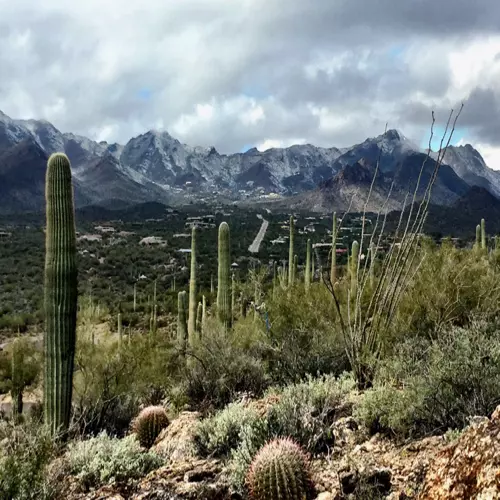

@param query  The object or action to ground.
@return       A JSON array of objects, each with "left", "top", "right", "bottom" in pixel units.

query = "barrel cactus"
[
  {"left": 247, "top": 437, "right": 315, "bottom": 500},
  {"left": 44, "top": 152, "right": 78, "bottom": 437},
  {"left": 132, "top": 405, "right": 169, "bottom": 448}
]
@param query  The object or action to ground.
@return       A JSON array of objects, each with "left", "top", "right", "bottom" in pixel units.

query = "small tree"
[{"left": 0, "top": 338, "right": 41, "bottom": 422}]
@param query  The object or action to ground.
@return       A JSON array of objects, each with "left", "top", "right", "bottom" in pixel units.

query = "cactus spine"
[
  {"left": 188, "top": 226, "right": 197, "bottom": 343},
  {"left": 44, "top": 153, "right": 78, "bottom": 437},
  {"left": 288, "top": 216, "right": 294, "bottom": 285},
  {"left": 217, "top": 222, "right": 231, "bottom": 328},
  {"left": 305, "top": 239, "right": 311, "bottom": 292},
  {"left": 177, "top": 291, "right": 188, "bottom": 349},
  {"left": 481, "top": 218, "right": 486, "bottom": 250},
  {"left": 330, "top": 212, "right": 337, "bottom": 285},
  {"left": 247, "top": 437, "right": 315, "bottom": 500}
]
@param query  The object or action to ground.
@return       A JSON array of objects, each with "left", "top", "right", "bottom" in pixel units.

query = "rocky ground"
[{"left": 57, "top": 399, "right": 500, "bottom": 500}]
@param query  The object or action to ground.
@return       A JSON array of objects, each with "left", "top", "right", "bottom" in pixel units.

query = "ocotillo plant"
[
  {"left": 330, "top": 212, "right": 337, "bottom": 285},
  {"left": 44, "top": 152, "right": 78, "bottom": 437},
  {"left": 188, "top": 226, "right": 197, "bottom": 343},
  {"left": 288, "top": 215, "right": 294, "bottom": 285},
  {"left": 481, "top": 218, "right": 486, "bottom": 250},
  {"left": 305, "top": 239, "right": 312, "bottom": 291},
  {"left": 177, "top": 291, "right": 188, "bottom": 349},
  {"left": 217, "top": 222, "right": 232, "bottom": 328}
]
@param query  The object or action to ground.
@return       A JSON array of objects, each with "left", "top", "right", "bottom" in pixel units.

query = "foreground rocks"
[
  {"left": 67, "top": 402, "right": 500, "bottom": 499},
  {"left": 419, "top": 407, "right": 500, "bottom": 499}
]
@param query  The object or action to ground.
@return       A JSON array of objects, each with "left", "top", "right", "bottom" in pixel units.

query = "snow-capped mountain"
[
  {"left": 437, "top": 144, "right": 500, "bottom": 198},
  {"left": 0, "top": 109, "right": 498, "bottom": 214}
]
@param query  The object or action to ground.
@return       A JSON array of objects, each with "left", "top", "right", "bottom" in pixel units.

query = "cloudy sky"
[{"left": 2, "top": 0, "right": 500, "bottom": 167}]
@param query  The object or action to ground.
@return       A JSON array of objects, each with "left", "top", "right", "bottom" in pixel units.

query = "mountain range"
[{"left": 1, "top": 109, "right": 500, "bottom": 214}]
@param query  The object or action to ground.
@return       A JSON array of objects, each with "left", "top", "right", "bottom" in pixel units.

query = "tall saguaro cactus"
[
  {"left": 288, "top": 215, "right": 295, "bottom": 285},
  {"left": 44, "top": 153, "right": 78, "bottom": 437},
  {"left": 330, "top": 212, "right": 337, "bottom": 285},
  {"left": 217, "top": 222, "right": 232, "bottom": 328},
  {"left": 188, "top": 226, "right": 197, "bottom": 343},
  {"left": 476, "top": 224, "right": 481, "bottom": 250},
  {"left": 305, "top": 239, "right": 312, "bottom": 292}
]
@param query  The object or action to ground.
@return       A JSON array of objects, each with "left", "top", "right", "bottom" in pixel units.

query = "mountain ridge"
[{"left": 1, "top": 109, "right": 499, "bottom": 214}]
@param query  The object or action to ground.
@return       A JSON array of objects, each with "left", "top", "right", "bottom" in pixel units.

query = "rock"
[
  {"left": 153, "top": 411, "right": 201, "bottom": 461},
  {"left": 340, "top": 467, "right": 392, "bottom": 496},
  {"left": 419, "top": 404, "right": 500, "bottom": 499},
  {"left": 315, "top": 493, "right": 335, "bottom": 500}
]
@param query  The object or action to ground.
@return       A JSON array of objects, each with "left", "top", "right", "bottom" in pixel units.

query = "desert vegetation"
[{"left": 2, "top": 113, "right": 500, "bottom": 499}]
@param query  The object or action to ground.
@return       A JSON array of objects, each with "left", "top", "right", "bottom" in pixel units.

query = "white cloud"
[{"left": 1, "top": 0, "right": 500, "bottom": 158}]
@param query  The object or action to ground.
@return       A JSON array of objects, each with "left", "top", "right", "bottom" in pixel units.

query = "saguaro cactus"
[
  {"left": 217, "top": 222, "right": 232, "bottom": 328},
  {"left": 188, "top": 226, "right": 197, "bottom": 343},
  {"left": 44, "top": 152, "right": 78, "bottom": 437},
  {"left": 288, "top": 215, "right": 294, "bottom": 285},
  {"left": 177, "top": 291, "right": 188, "bottom": 348},
  {"left": 202, "top": 295, "right": 207, "bottom": 332},
  {"left": 330, "top": 212, "right": 337, "bottom": 285},
  {"left": 351, "top": 240, "right": 359, "bottom": 295},
  {"left": 196, "top": 302, "right": 203, "bottom": 333},
  {"left": 481, "top": 218, "right": 486, "bottom": 250},
  {"left": 305, "top": 239, "right": 312, "bottom": 291},
  {"left": 476, "top": 224, "right": 481, "bottom": 250}
]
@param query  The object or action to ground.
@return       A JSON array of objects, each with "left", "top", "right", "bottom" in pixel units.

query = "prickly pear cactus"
[
  {"left": 247, "top": 437, "right": 315, "bottom": 500},
  {"left": 132, "top": 405, "right": 169, "bottom": 448}
]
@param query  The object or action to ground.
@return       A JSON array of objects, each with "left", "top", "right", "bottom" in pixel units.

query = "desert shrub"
[
  {"left": 182, "top": 318, "right": 270, "bottom": 409},
  {"left": 61, "top": 433, "right": 163, "bottom": 491},
  {"left": 397, "top": 242, "right": 500, "bottom": 338},
  {"left": 265, "top": 284, "right": 348, "bottom": 383},
  {"left": 72, "top": 335, "right": 182, "bottom": 436},
  {"left": 356, "top": 320, "right": 500, "bottom": 438},
  {"left": 265, "top": 373, "right": 356, "bottom": 453},
  {"left": 196, "top": 373, "right": 355, "bottom": 460},
  {"left": 194, "top": 402, "right": 262, "bottom": 457},
  {"left": 0, "top": 422, "right": 56, "bottom": 500}
]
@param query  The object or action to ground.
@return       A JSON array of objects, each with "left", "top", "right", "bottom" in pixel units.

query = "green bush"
[
  {"left": 265, "top": 373, "right": 356, "bottom": 453},
  {"left": 356, "top": 320, "right": 500, "bottom": 438},
  {"left": 72, "top": 335, "right": 182, "bottom": 436},
  {"left": 194, "top": 402, "right": 261, "bottom": 457},
  {"left": 265, "top": 285, "right": 348, "bottom": 384},
  {"left": 182, "top": 318, "right": 270, "bottom": 409},
  {"left": 62, "top": 432, "right": 163, "bottom": 491},
  {"left": 0, "top": 422, "right": 56, "bottom": 500}
]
